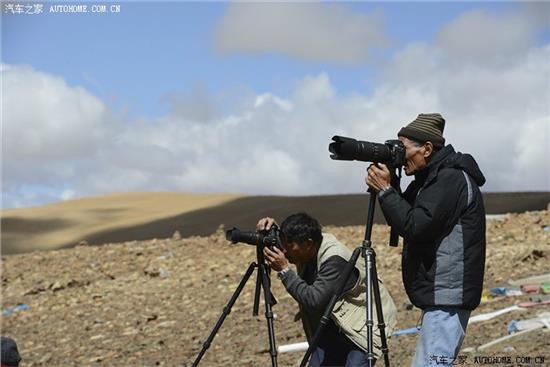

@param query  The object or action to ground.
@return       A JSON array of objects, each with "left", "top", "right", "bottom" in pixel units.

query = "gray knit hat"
[{"left": 398, "top": 113, "right": 446, "bottom": 148}]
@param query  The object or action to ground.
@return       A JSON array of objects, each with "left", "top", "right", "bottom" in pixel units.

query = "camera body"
[
  {"left": 226, "top": 225, "right": 283, "bottom": 251},
  {"left": 329, "top": 135, "right": 405, "bottom": 167}
]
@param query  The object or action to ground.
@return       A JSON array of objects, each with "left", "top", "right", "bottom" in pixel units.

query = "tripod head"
[
  {"left": 225, "top": 227, "right": 279, "bottom": 314},
  {"left": 253, "top": 243, "right": 278, "bottom": 314}
]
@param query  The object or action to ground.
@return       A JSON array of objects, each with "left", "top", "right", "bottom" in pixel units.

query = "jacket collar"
[{"left": 414, "top": 145, "right": 456, "bottom": 188}]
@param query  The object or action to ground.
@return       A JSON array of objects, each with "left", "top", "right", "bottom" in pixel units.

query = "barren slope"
[
  {"left": 1, "top": 210, "right": 549, "bottom": 366},
  {"left": 2, "top": 191, "right": 548, "bottom": 255},
  {"left": 1, "top": 192, "right": 241, "bottom": 253}
]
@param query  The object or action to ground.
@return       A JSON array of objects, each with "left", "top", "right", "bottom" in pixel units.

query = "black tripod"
[
  {"left": 300, "top": 190, "right": 392, "bottom": 367},
  {"left": 191, "top": 244, "right": 278, "bottom": 367}
]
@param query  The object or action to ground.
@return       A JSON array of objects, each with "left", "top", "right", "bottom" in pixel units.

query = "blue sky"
[
  {"left": 3, "top": 1, "right": 521, "bottom": 117},
  {"left": 2, "top": 1, "right": 549, "bottom": 208}
]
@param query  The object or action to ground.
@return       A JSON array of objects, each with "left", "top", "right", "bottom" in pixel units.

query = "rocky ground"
[{"left": 1, "top": 210, "right": 549, "bottom": 366}]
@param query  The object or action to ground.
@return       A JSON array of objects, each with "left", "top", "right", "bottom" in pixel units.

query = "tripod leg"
[
  {"left": 371, "top": 252, "right": 391, "bottom": 367},
  {"left": 299, "top": 247, "right": 362, "bottom": 367},
  {"left": 192, "top": 262, "right": 257, "bottom": 367},
  {"left": 363, "top": 246, "right": 376, "bottom": 366},
  {"left": 361, "top": 192, "right": 391, "bottom": 367},
  {"left": 364, "top": 247, "right": 391, "bottom": 367},
  {"left": 258, "top": 262, "right": 279, "bottom": 367},
  {"left": 253, "top": 268, "right": 261, "bottom": 316}
]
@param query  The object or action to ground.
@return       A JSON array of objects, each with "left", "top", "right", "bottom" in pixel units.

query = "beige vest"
[{"left": 299, "top": 233, "right": 398, "bottom": 356}]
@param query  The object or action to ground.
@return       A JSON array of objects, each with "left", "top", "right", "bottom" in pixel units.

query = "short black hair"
[{"left": 280, "top": 212, "right": 323, "bottom": 247}]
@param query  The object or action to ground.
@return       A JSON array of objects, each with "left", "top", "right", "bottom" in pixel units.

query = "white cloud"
[
  {"left": 436, "top": 9, "right": 538, "bottom": 68},
  {"left": 2, "top": 64, "right": 108, "bottom": 163},
  {"left": 254, "top": 93, "right": 293, "bottom": 111},
  {"left": 1, "top": 64, "right": 110, "bottom": 205},
  {"left": 510, "top": 116, "right": 550, "bottom": 189},
  {"left": 161, "top": 84, "right": 220, "bottom": 123},
  {"left": 2, "top": 5, "right": 549, "bottom": 208},
  {"left": 61, "top": 189, "right": 77, "bottom": 201},
  {"left": 214, "top": 2, "right": 387, "bottom": 64}
]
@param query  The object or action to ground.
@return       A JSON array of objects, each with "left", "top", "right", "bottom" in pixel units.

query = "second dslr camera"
[{"left": 226, "top": 225, "right": 283, "bottom": 251}]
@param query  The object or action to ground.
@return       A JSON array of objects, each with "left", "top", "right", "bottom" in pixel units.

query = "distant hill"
[
  {"left": 1, "top": 191, "right": 548, "bottom": 254},
  {"left": 1, "top": 192, "right": 241, "bottom": 254}
]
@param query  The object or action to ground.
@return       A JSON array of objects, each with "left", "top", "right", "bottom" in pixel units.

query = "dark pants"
[{"left": 308, "top": 320, "right": 375, "bottom": 367}]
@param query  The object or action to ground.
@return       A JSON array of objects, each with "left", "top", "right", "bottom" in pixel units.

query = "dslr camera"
[
  {"left": 329, "top": 135, "right": 405, "bottom": 247},
  {"left": 226, "top": 225, "right": 283, "bottom": 251},
  {"left": 329, "top": 135, "right": 405, "bottom": 167}
]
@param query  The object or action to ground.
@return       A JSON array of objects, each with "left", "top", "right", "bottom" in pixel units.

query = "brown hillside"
[
  {"left": 1, "top": 210, "right": 549, "bottom": 366},
  {"left": 1, "top": 192, "right": 241, "bottom": 254},
  {"left": 2, "top": 191, "right": 549, "bottom": 255}
]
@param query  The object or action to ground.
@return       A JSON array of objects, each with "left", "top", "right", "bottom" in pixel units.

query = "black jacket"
[{"left": 378, "top": 145, "right": 486, "bottom": 310}]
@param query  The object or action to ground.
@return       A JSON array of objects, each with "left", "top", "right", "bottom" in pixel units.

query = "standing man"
[
  {"left": 365, "top": 113, "right": 486, "bottom": 366},
  {"left": 260, "top": 212, "right": 397, "bottom": 367}
]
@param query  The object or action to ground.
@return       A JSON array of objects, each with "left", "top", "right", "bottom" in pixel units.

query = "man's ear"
[{"left": 423, "top": 141, "right": 434, "bottom": 158}]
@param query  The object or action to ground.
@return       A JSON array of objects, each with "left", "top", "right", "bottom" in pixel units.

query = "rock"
[
  {"left": 23, "top": 286, "right": 46, "bottom": 296},
  {"left": 521, "top": 249, "right": 545, "bottom": 262},
  {"left": 157, "top": 321, "right": 176, "bottom": 328},
  {"left": 215, "top": 224, "right": 225, "bottom": 236},
  {"left": 146, "top": 314, "right": 158, "bottom": 322},
  {"left": 144, "top": 266, "right": 160, "bottom": 277},
  {"left": 50, "top": 282, "right": 65, "bottom": 292}
]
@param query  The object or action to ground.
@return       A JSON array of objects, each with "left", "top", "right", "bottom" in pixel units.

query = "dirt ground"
[{"left": 1, "top": 210, "right": 549, "bottom": 366}]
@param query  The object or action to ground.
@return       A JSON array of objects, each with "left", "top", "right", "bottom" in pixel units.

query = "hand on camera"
[
  {"left": 263, "top": 247, "right": 289, "bottom": 272},
  {"left": 256, "top": 217, "right": 278, "bottom": 232},
  {"left": 365, "top": 163, "right": 391, "bottom": 192}
]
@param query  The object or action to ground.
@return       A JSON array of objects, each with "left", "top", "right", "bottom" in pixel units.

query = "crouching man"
[{"left": 260, "top": 212, "right": 397, "bottom": 367}]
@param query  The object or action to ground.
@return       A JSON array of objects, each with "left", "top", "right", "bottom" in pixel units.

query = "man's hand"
[
  {"left": 263, "top": 247, "right": 289, "bottom": 272},
  {"left": 256, "top": 217, "right": 278, "bottom": 231},
  {"left": 365, "top": 163, "right": 391, "bottom": 192}
]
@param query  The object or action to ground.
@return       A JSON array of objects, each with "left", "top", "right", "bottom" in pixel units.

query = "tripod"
[
  {"left": 191, "top": 244, "right": 279, "bottom": 367},
  {"left": 300, "top": 191, "right": 391, "bottom": 367}
]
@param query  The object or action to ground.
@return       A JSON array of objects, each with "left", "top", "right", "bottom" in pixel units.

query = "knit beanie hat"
[
  {"left": 1, "top": 336, "right": 21, "bottom": 367},
  {"left": 398, "top": 113, "right": 446, "bottom": 148}
]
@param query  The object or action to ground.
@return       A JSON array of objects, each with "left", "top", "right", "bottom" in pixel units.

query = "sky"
[{"left": 1, "top": 1, "right": 549, "bottom": 209}]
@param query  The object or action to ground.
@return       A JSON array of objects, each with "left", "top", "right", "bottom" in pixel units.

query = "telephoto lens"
[
  {"left": 226, "top": 228, "right": 262, "bottom": 246},
  {"left": 329, "top": 135, "right": 405, "bottom": 167},
  {"left": 225, "top": 226, "right": 283, "bottom": 251}
]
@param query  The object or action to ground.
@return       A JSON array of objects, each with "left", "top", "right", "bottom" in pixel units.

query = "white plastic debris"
[{"left": 278, "top": 342, "right": 309, "bottom": 354}]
